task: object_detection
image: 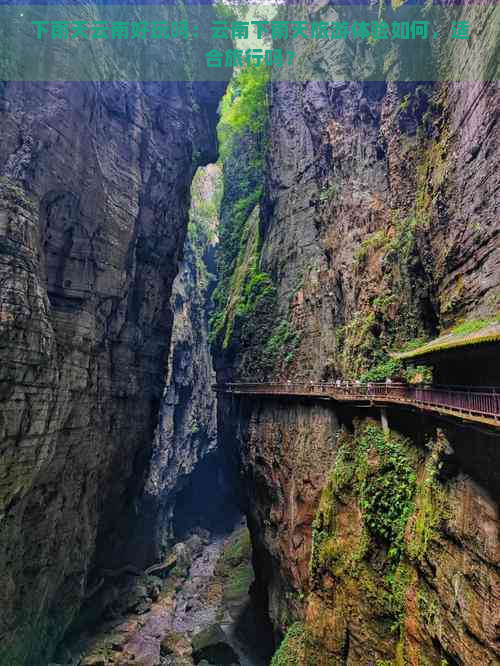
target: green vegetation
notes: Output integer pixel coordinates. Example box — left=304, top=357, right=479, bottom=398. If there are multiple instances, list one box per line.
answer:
left=359, top=357, right=403, bottom=382
left=385, top=215, right=421, bottom=263
left=417, top=584, right=441, bottom=634
left=449, top=314, right=500, bottom=336
left=344, top=209, right=438, bottom=378
left=218, top=64, right=269, bottom=163
left=340, top=86, right=490, bottom=376
left=308, top=422, right=452, bottom=654
left=213, top=1, right=237, bottom=22
left=217, top=527, right=252, bottom=572
left=311, top=424, right=417, bottom=584
left=212, top=187, right=263, bottom=304
left=189, top=420, right=200, bottom=435
left=210, top=204, right=275, bottom=351
left=407, top=434, right=450, bottom=562
left=265, top=319, right=301, bottom=366
left=210, top=62, right=301, bottom=374
left=399, top=93, right=411, bottom=112
left=187, top=165, right=221, bottom=292
left=372, top=292, right=396, bottom=314
left=0, top=176, right=37, bottom=212
left=215, top=528, right=255, bottom=604
left=271, top=623, right=306, bottom=666
left=210, top=65, right=271, bottom=356
left=358, top=350, right=433, bottom=384
left=385, top=562, right=414, bottom=631
left=415, top=123, right=449, bottom=225
left=404, top=363, right=433, bottom=384
left=224, top=562, right=254, bottom=602
left=335, top=311, right=379, bottom=379
left=395, top=313, right=500, bottom=360
left=318, top=183, right=338, bottom=203
left=188, top=170, right=221, bottom=244
left=237, top=271, right=275, bottom=318
left=357, top=426, right=417, bottom=561
left=216, top=528, right=252, bottom=576
left=355, top=229, right=387, bottom=265
left=400, top=336, right=430, bottom=352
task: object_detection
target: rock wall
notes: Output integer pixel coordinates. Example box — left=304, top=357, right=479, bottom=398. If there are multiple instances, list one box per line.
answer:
left=0, top=76, right=225, bottom=664
left=214, top=2, right=499, bottom=664
left=255, top=77, right=499, bottom=381
left=137, top=164, right=239, bottom=561
left=224, top=398, right=499, bottom=664
left=214, top=3, right=499, bottom=382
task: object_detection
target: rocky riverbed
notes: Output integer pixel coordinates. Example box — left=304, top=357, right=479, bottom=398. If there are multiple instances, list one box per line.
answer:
left=58, top=525, right=272, bottom=666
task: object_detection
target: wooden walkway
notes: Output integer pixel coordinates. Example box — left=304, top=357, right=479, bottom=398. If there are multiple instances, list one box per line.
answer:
left=215, top=382, right=500, bottom=428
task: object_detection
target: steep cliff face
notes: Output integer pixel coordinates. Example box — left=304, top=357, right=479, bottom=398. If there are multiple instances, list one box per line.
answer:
left=214, top=4, right=498, bottom=382
left=226, top=399, right=499, bottom=665
left=256, top=78, right=498, bottom=382
left=214, top=3, right=499, bottom=664
left=138, top=164, right=238, bottom=561
left=220, top=398, right=339, bottom=627
left=218, top=75, right=499, bottom=382
left=0, top=77, right=225, bottom=664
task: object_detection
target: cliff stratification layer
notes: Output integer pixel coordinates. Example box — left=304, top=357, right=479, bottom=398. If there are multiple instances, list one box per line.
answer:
left=139, top=164, right=239, bottom=560
left=0, top=76, right=225, bottom=663
left=214, top=3, right=499, bottom=664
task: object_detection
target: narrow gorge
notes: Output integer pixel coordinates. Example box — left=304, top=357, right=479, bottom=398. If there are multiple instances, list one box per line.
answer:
left=0, top=1, right=499, bottom=665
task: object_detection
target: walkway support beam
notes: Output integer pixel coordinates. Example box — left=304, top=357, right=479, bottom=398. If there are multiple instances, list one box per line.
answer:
left=381, top=407, right=389, bottom=434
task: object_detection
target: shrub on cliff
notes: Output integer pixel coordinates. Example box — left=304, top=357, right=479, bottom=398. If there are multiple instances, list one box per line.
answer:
left=218, top=63, right=269, bottom=163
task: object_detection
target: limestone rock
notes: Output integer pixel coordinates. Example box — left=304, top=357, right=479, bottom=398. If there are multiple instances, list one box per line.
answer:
left=0, top=75, right=225, bottom=666
left=160, top=631, right=192, bottom=659
left=138, top=164, right=238, bottom=558
left=214, top=3, right=499, bottom=664
left=190, top=624, right=239, bottom=665
left=80, top=656, right=107, bottom=666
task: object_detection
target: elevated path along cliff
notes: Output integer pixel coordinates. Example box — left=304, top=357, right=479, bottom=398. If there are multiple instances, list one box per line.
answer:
left=215, top=382, right=500, bottom=429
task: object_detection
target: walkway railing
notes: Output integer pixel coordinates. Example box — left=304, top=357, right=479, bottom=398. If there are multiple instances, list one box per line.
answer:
left=215, top=382, right=500, bottom=427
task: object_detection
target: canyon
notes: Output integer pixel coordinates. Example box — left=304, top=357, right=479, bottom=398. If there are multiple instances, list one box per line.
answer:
left=0, top=1, right=499, bottom=665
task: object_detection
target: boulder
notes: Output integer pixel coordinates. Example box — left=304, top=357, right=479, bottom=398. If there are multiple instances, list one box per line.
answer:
left=173, top=543, right=192, bottom=577
left=191, top=624, right=239, bottom=665
left=160, top=630, right=193, bottom=659
left=79, top=655, right=107, bottom=666
left=185, top=534, right=203, bottom=560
